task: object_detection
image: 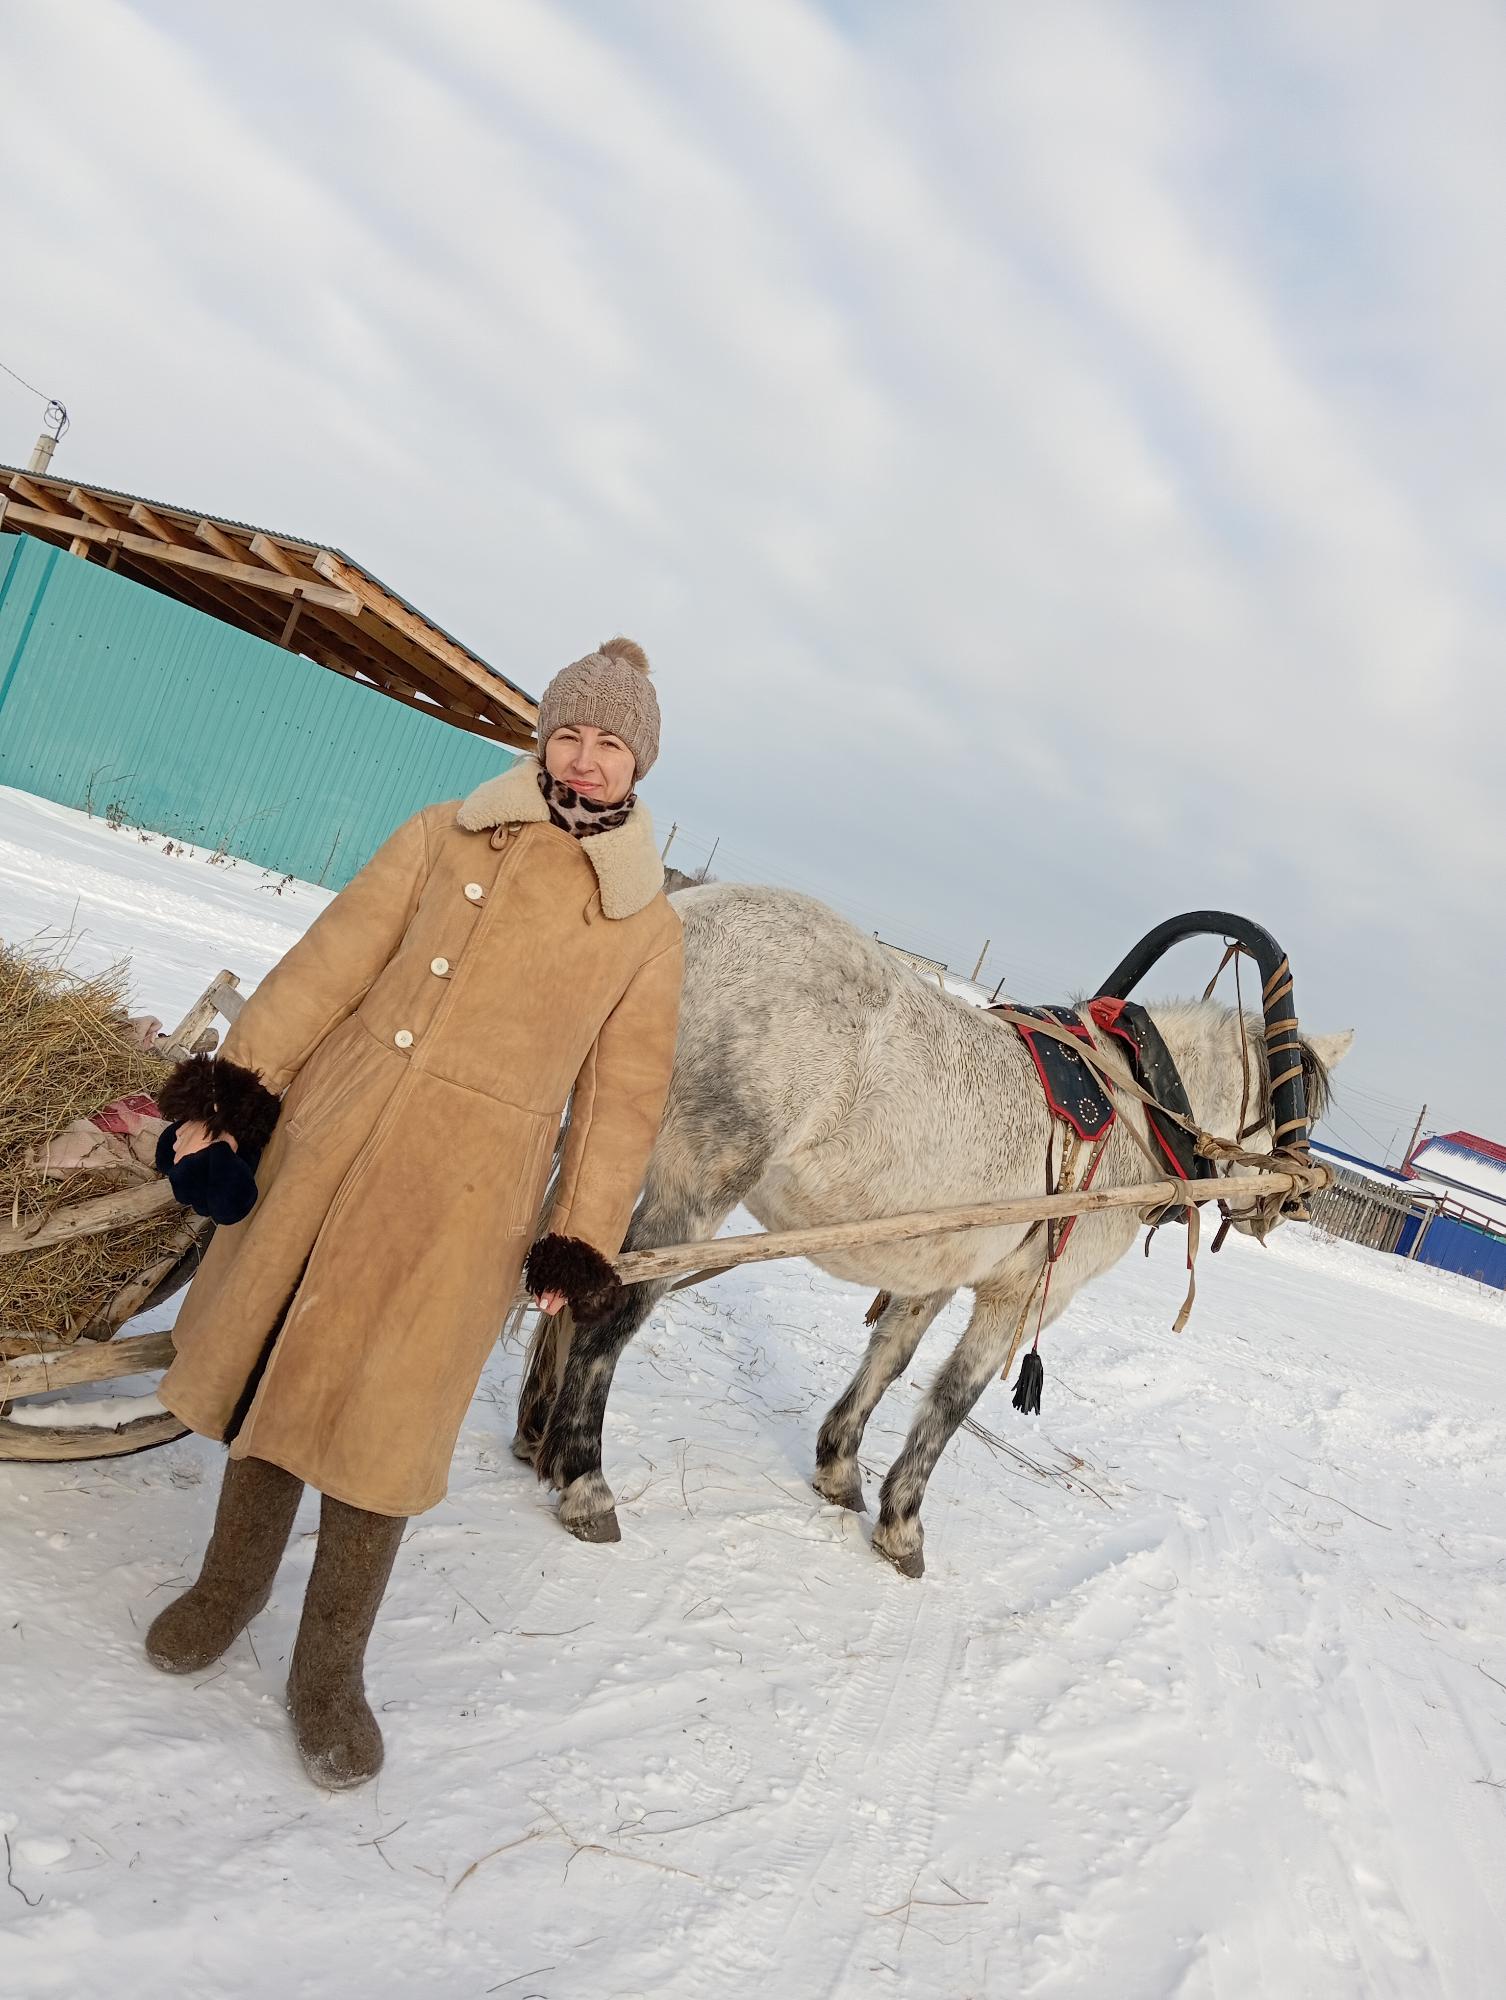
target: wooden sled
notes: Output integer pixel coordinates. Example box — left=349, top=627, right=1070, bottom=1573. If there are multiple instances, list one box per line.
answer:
left=0, top=971, right=243, bottom=1463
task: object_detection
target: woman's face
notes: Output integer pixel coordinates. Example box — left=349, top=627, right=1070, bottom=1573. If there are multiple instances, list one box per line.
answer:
left=544, top=725, right=636, bottom=806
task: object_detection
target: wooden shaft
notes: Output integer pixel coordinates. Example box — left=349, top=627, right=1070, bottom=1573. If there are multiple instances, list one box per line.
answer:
left=0, top=1179, right=177, bottom=1253
left=0, top=1329, right=176, bottom=1398
left=161, top=969, right=239, bottom=1061
left=613, top=1164, right=1330, bottom=1288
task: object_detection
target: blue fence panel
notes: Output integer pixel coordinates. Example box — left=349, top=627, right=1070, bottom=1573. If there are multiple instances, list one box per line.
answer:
left=0, top=533, right=517, bottom=888
left=1411, top=1214, right=1506, bottom=1290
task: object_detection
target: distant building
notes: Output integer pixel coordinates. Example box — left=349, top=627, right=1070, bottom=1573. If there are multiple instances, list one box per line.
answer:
left=1405, top=1132, right=1506, bottom=1231
left=1309, top=1134, right=1506, bottom=1289
left=0, top=463, right=538, bottom=888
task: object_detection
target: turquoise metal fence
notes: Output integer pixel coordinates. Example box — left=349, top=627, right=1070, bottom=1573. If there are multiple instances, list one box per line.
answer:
left=0, top=533, right=516, bottom=887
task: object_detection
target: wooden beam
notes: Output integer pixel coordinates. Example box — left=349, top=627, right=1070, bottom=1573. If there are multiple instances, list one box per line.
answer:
left=160, top=969, right=242, bottom=1061
left=1, top=502, right=361, bottom=611
left=249, top=531, right=302, bottom=578
left=312, top=551, right=537, bottom=735
left=365, top=680, right=511, bottom=741
left=25, top=486, right=326, bottom=657
left=320, top=662, right=512, bottom=741
left=103, top=503, right=312, bottom=640
left=195, top=518, right=249, bottom=562
left=0, top=1330, right=177, bottom=1398
left=9, top=473, right=66, bottom=512
left=112, top=543, right=293, bottom=645
left=69, top=486, right=129, bottom=530
left=127, top=500, right=182, bottom=545
left=296, top=594, right=487, bottom=716
left=0, top=1179, right=176, bottom=1254
left=68, top=536, right=91, bottom=560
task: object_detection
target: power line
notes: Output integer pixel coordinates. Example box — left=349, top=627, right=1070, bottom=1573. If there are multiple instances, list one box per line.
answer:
left=1336, top=1080, right=1419, bottom=1114
left=1322, top=1098, right=1400, bottom=1160
left=0, top=354, right=69, bottom=441
left=0, top=354, right=51, bottom=402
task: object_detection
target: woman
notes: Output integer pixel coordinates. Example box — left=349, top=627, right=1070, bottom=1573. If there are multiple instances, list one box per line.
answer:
left=144, top=637, right=682, bottom=1789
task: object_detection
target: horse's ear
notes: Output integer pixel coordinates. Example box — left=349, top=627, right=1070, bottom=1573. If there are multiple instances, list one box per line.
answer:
left=1305, top=1029, right=1355, bottom=1070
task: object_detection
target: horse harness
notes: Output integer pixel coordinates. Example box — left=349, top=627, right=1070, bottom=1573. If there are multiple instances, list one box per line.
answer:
left=987, top=997, right=1221, bottom=1405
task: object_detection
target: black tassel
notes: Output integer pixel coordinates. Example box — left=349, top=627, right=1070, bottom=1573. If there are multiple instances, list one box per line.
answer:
left=1012, top=1350, right=1044, bottom=1416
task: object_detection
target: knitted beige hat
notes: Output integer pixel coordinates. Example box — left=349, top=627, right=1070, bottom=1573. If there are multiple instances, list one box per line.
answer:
left=535, top=636, right=661, bottom=778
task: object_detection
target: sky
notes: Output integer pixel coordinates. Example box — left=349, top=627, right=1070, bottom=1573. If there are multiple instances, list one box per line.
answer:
left=1, top=0, right=1501, bottom=1159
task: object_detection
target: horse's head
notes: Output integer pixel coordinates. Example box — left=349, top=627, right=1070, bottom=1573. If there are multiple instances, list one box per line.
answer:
left=1218, top=1020, right=1354, bottom=1236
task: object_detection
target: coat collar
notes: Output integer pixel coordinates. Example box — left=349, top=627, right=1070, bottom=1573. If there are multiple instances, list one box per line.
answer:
left=456, top=755, right=665, bottom=920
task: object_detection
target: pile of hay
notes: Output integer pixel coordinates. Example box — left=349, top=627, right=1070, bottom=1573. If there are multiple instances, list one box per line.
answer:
left=0, top=943, right=191, bottom=1343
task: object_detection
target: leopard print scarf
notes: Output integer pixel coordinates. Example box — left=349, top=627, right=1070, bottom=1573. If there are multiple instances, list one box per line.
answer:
left=537, top=765, right=637, bottom=839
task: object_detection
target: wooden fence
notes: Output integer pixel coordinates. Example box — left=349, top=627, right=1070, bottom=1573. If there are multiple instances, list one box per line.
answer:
left=1306, top=1163, right=1418, bottom=1253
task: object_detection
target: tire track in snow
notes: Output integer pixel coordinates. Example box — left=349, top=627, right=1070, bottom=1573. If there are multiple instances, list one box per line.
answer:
left=688, top=1502, right=982, bottom=1995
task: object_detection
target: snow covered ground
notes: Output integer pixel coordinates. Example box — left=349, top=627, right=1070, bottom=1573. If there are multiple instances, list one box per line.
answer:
left=3, top=784, right=1506, bottom=1999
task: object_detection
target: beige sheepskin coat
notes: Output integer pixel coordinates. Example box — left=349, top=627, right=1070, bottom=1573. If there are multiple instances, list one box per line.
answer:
left=159, top=756, right=682, bottom=1515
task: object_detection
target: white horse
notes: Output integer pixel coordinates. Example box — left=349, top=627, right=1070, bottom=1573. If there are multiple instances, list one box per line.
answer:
left=520, top=885, right=1352, bottom=1576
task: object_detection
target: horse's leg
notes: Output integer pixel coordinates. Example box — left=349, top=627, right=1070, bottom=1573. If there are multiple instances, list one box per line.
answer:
left=537, top=1170, right=757, bottom=1543
left=813, top=1290, right=954, bottom=1513
left=872, top=1279, right=1041, bottom=1578
left=512, top=1307, right=572, bottom=1462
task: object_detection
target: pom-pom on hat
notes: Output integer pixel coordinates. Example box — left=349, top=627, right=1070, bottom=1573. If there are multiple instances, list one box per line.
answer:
left=535, top=636, right=661, bottom=779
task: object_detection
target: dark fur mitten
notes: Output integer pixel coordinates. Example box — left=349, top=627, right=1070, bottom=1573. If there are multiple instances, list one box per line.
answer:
left=154, top=1126, right=262, bottom=1225
left=524, top=1233, right=626, bottom=1327
left=158, top=1055, right=281, bottom=1166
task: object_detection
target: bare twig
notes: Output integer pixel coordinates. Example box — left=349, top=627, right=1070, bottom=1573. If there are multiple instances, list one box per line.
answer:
left=357, top=1819, right=408, bottom=1873
left=1278, top=1477, right=1391, bottom=1530
left=621, top=1803, right=751, bottom=1838
left=448, top=1828, right=547, bottom=1898
left=536, top=1800, right=708, bottom=1883
left=4, top=1833, right=41, bottom=1909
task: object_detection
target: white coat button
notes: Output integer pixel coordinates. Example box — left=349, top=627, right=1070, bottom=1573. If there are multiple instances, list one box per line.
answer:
left=464, top=882, right=484, bottom=902
left=430, top=957, right=450, bottom=977
left=394, top=1029, right=414, bottom=1049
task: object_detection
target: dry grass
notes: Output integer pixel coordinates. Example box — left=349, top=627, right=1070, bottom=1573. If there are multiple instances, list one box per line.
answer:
left=0, top=943, right=185, bottom=1343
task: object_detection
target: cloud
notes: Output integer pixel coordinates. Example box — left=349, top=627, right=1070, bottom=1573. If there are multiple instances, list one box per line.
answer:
left=0, top=0, right=1498, bottom=1138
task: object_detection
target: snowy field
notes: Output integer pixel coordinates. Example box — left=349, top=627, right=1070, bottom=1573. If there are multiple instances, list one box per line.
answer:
left=3, top=783, right=1506, bottom=2000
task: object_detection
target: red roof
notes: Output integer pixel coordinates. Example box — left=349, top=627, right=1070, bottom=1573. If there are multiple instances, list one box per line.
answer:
left=1425, top=1131, right=1506, bottom=1167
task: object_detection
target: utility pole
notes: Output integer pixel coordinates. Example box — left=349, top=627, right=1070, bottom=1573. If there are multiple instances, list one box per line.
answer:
left=24, top=397, right=69, bottom=474
left=696, top=836, right=720, bottom=883
left=1400, top=1103, right=1427, bottom=1172
left=970, top=938, right=991, bottom=982
left=660, top=822, right=678, bottom=862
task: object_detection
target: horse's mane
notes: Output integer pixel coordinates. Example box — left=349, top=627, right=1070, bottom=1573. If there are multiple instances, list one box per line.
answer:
left=1092, top=995, right=1332, bottom=1130
left=1299, top=1033, right=1332, bottom=1123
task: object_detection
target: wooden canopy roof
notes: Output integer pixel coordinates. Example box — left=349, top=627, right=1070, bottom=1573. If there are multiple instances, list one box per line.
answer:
left=0, top=464, right=538, bottom=749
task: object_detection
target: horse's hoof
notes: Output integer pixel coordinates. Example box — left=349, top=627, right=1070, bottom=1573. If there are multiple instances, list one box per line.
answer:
left=872, top=1531, right=924, bottom=1578
left=510, top=1431, right=540, bottom=1464
left=563, top=1507, right=621, bottom=1545
left=812, top=1469, right=866, bottom=1514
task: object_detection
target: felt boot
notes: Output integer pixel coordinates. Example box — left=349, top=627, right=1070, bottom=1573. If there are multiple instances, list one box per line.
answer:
left=286, top=1495, right=404, bottom=1791
left=145, top=1455, right=304, bottom=1674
